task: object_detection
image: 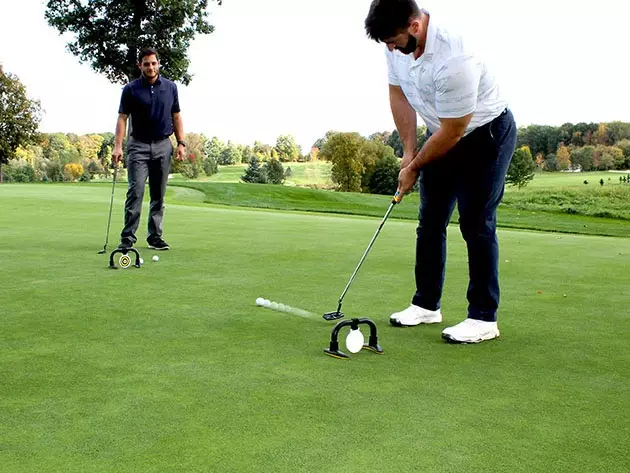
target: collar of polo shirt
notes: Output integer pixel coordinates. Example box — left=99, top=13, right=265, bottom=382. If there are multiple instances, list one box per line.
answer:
left=140, top=74, right=162, bottom=86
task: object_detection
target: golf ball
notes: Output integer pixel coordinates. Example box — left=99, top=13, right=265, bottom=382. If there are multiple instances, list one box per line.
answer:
left=256, top=297, right=264, bottom=306
left=263, top=300, right=271, bottom=308
left=139, top=258, right=144, bottom=265
left=152, top=255, right=159, bottom=262
left=270, top=302, right=279, bottom=310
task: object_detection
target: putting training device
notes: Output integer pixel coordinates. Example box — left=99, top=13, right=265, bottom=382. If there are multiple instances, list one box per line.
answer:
left=324, top=318, right=383, bottom=359
left=323, top=192, right=401, bottom=321
left=108, top=248, right=142, bottom=269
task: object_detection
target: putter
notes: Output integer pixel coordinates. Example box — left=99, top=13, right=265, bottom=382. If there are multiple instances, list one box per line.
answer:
left=323, top=191, right=401, bottom=321
left=98, top=165, right=118, bottom=254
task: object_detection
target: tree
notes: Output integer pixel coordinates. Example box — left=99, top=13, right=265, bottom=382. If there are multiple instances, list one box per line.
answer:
left=359, top=140, right=396, bottom=192
left=506, top=146, right=535, bottom=189
left=594, top=123, right=610, bottom=146
left=241, top=157, right=266, bottom=184
left=202, top=155, right=218, bottom=176
left=241, top=145, right=255, bottom=164
left=45, top=0, right=222, bottom=84
left=0, top=65, right=41, bottom=183
left=386, top=127, right=427, bottom=158
left=98, top=132, right=115, bottom=174
left=368, top=131, right=392, bottom=145
left=594, top=145, right=623, bottom=170
left=606, top=121, right=630, bottom=144
left=312, top=131, right=337, bottom=151
left=252, top=141, right=274, bottom=162
left=615, top=139, right=630, bottom=169
left=218, top=141, right=242, bottom=165
left=77, top=134, right=104, bottom=161
left=205, top=137, right=225, bottom=163
left=518, top=125, right=561, bottom=157
left=263, top=159, right=285, bottom=185
left=369, top=154, right=400, bottom=195
left=319, top=133, right=365, bottom=192
left=274, top=135, right=300, bottom=162
left=570, top=146, right=595, bottom=172
left=544, top=153, right=557, bottom=171
left=556, top=144, right=571, bottom=171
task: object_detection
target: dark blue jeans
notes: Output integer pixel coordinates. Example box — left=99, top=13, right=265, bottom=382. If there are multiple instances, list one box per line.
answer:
left=412, top=109, right=517, bottom=322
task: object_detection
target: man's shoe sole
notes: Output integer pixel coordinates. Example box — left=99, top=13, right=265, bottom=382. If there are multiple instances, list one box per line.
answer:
left=441, top=332, right=500, bottom=344
left=389, top=318, right=441, bottom=327
left=147, top=244, right=170, bottom=250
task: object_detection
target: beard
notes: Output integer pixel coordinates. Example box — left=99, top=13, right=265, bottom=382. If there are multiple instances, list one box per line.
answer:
left=395, top=35, right=418, bottom=55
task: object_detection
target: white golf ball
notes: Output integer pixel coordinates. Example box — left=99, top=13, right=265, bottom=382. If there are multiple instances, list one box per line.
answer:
left=270, top=302, right=279, bottom=310
left=256, top=297, right=264, bottom=306
left=152, top=255, right=159, bottom=262
left=263, top=300, right=271, bottom=308
left=139, top=258, right=144, bottom=265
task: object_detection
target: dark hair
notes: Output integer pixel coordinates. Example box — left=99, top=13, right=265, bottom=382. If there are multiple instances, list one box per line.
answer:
left=365, top=0, right=421, bottom=42
left=138, top=47, right=159, bottom=63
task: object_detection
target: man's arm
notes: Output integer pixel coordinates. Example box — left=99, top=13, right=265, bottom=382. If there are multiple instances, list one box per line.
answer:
left=389, top=84, right=417, bottom=168
left=111, top=113, right=128, bottom=165
left=396, top=113, right=472, bottom=198
left=173, top=112, right=185, bottom=160
left=408, top=113, right=472, bottom=171
left=396, top=55, right=481, bottom=199
left=173, top=112, right=184, bottom=143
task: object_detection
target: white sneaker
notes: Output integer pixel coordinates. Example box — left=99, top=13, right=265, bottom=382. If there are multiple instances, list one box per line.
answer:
left=389, top=304, right=442, bottom=327
left=441, top=319, right=500, bottom=344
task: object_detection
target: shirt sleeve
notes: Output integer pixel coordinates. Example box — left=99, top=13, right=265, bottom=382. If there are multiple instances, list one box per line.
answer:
left=434, top=55, right=481, bottom=118
left=118, top=84, right=132, bottom=115
left=385, top=49, right=400, bottom=86
left=171, top=83, right=181, bottom=114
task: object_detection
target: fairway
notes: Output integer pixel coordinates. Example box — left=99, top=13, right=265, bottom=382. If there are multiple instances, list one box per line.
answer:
left=1, top=184, right=629, bottom=473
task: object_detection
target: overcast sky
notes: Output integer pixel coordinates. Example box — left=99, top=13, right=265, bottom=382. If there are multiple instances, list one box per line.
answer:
left=1, top=0, right=628, bottom=151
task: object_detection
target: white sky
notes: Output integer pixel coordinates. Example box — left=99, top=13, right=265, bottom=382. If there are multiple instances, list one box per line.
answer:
left=1, top=0, right=628, bottom=152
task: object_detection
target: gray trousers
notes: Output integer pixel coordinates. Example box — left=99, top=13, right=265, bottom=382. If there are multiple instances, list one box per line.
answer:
left=120, top=137, right=173, bottom=244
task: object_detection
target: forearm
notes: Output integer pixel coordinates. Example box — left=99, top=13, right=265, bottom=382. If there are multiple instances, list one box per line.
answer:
left=173, top=113, right=184, bottom=142
left=114, top=115, right=127, bottom=148
left=389, top=85, right=417, bottom=165
left=408, top=127, right=462, bottom=171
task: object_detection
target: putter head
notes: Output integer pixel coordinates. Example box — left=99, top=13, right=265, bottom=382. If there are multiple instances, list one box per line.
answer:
left=323, top=311, right=344, bottom=321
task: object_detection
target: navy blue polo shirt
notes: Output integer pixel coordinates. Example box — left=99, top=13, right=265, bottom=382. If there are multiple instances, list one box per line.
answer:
left=118, top=75, right=181, bottom=142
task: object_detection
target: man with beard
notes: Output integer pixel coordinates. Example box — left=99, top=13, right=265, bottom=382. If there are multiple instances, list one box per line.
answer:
left=112, top=47, right=186, bottom=251
left=365, top=1, right=517, bottom=343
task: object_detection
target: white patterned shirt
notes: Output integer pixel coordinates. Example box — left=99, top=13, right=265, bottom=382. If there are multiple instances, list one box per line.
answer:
left=386, top=12, right=507, bottom=136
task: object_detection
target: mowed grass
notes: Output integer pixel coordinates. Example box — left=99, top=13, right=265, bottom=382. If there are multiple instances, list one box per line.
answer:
left=524, top=170, right=630, bottom=188
left=172, top=181, right=630, bottom=238
left=1, top=184, right=629, bottom=473
left=169, top=161, right=333, bottom=187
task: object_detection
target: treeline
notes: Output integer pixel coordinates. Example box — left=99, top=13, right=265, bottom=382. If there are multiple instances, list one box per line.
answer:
left=307, top=122, right=630, bottom=194
left=4, top=121, right=630, bottom=189
left=0, top=132, right=308, bottom=183
left=515, top=121, right=630, bottom=171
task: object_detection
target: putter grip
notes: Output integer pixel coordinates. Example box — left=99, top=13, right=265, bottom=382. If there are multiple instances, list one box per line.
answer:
left=392, top=191, right=401, bottom=204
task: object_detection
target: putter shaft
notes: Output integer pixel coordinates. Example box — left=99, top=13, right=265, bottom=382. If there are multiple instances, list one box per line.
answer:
left=337, top=192, right=400, bottom=304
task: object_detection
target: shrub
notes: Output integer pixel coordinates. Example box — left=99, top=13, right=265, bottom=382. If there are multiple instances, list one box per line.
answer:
left=263, top=159, right=285, bottom=185
left=369, top=155, right=399, bottom=195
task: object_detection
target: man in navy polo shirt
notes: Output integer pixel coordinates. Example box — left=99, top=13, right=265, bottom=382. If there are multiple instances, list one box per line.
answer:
left=112, top=47, right=186, bottom=251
